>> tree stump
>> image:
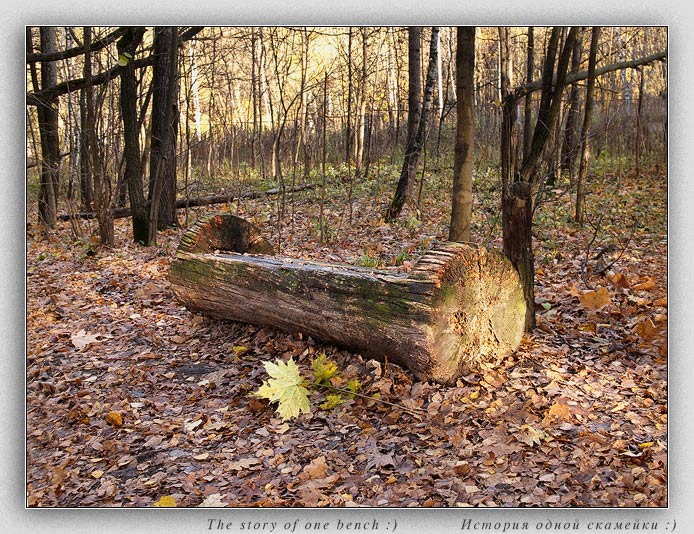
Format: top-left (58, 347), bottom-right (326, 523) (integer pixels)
top-left (169, 214), bottom-right (526, 385)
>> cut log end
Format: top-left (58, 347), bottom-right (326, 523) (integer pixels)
top-left (413, 243), bottom-right (526, 383)
top-left (178, 213), bottom-right (275, 255)
top-left (170, 214), bottom-right (526, 385)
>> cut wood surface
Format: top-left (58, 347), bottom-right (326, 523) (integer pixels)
top-left (169, 214), bottom-right (526, 384)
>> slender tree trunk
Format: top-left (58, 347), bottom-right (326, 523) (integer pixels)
top-left (449, 27), bottom-right (475, 243)
top-left (148, 27), bottom-right (179, 232)
top-left (250, 28), bottom-right (258, 170)
top-left (522, 27), bottom-right (534, 162)
top-left (78, 89), bottom-right (94, 211)
top-left (84, 26), bottom-right (114, 246)
top-left (355, 27), bottom-right (368, 177)
top-left (319, 72), bottom-right (328, 243)
top-left (499, 27), bottom-right (515, 192)
top-left (384, 26), bottom-right (429, 222)
top-left (117, 27), bottom-right (149, 244)
top-left (575, 27), bottom-right (600, 225)
top-left (148, 27), bottom-right (179, 244)
top-left (561, 29), bottom-right (584, 178)
top-left (345, 27), bottom-right (354, 168)
top-left (636, 66), bottom-right (645, 173)
top-left (406, 27), bottom-right (422, 149)
top-left (36, 27), bottom-right (60, 233)
top-left (188, 39), bottom-right (202, 143)
top-left (436, 28), bottom-right (444, 121)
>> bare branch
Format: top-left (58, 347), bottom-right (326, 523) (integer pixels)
top-left (26, 27), bottom-right (127, 64)
top-left (514, 49), bottom-right (667, 99)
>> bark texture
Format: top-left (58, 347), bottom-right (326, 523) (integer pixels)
top-left (169, 214), bottom-right (526, 385)
top-left (449, 26), bottom-right (475, 243)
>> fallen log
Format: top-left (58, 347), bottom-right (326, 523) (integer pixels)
top-left (57, 184), bottom-right (316, 221)
top-left (169, 214), bottom-right (526, 385)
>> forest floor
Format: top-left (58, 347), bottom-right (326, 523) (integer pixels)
top-left (26, 163), bottom-right (667, 507)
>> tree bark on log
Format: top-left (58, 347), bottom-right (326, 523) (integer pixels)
top-left (169, 214), bottom-right (526, 385)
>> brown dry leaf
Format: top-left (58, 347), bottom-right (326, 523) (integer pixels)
top-left (579, 322), bottom-right (597, 333)
top-left (567, 283), bottom-right (583, 297)
top-left (228, 457), bottom-right (260, 471)
top-left (578, 287), bottom-right (611, 310)
top-left (634, 318), bottom-right (660, 341)
top-left (482, 370), bottom-right (504, 389)
top-left (367, 452), bottom-right (396, 470)
top-left (105, 411), bottom-right (123, 427)
top-left (633, 277), bottom-right (656, 291)
top-left (609, 272), bottom-right (631, 288)
top-left (302, 456), bottom-right (329, 480)
top-left (198, 493), bottom-right (227, 507)
top-left (515, 424), bottom-right (548, 447)
top-left (71, 329), bottom-right (111, 349)
top-left (653, 296), bottom-right (667, 307)
top-left (544, 401), bottom-right (572, 424)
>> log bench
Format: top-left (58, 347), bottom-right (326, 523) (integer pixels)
top-left (169, 213), bottom-right (526, 385)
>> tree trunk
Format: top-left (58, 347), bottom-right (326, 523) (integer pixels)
top-left (345, 27), bottom-right (354, 169)
top-left (169, 214), bottom-right (526, 385)
top-left (449, 27), bottom-right (475, 243)
top-left (117, 27), bottom-right (149, 244)
top-left (385, 27), bottom-right (438, 222)
top-left (575, 27), bottom-right (600, 225)
top-left (148, 26), bottom-right (179, 233)
top-left (635, 65), bottom-right (645, 174)
top-left (498, 27), bottom-right (516, 192)
top-left (501, 27), bottom-right (579, 331)
top-left (406, 27), bottom-right (422, 149)
top-left (36, 27), bottom-right (60, 233)
top-left (250, 28), bottom-right (258, 170)
top-left (84, 26), bottom-right (114, 246)
top-left (522, 27), bottom-right (534, 162)
top-left (561, 29), bottom-right (584, 177)
top-left (354, 27), bottom-right (368, 178)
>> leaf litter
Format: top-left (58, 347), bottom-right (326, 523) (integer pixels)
top-left (26, 169), bottom-right (667, 507)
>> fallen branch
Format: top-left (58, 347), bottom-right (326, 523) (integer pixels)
top-left (57, 184), bottom-right (316, 221)
top-left (593, 221), bottom-right (638, 276)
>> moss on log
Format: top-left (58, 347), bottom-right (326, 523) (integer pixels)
top-left (169, 214), bottom-right (526, 385)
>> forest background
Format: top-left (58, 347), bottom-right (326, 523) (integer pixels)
top-left (8, 0), bottom-right (694, 532)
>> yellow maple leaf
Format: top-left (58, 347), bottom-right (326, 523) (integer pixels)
top-left (154, 495), bottom-right (177, 507)
top-left (252, 358), bottom-right (311, 420)
top-left (311, 353), bottom-right (339, 385)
